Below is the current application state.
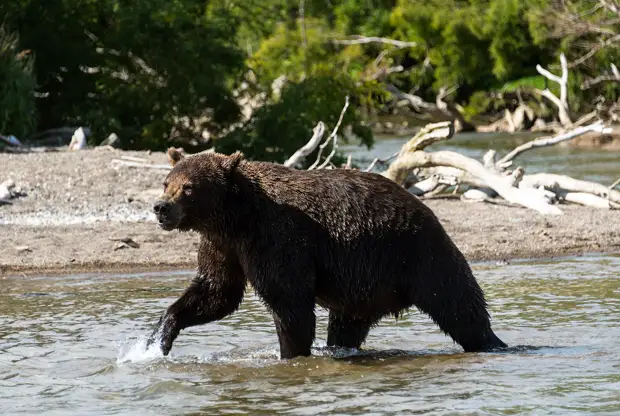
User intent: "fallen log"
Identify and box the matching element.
[519,173,620,204]
[385,150,563,215]
[382,121,455,184]
[408,174,457,196]
[560,192,619,209]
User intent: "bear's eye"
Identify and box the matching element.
[183,184,193,196]
[163,182,168,191]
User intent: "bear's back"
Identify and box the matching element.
[240,161,437,240]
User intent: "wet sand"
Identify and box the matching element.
[1,148,619,276]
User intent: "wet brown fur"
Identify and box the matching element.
[148,148,507,359]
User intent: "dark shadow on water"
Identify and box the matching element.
[21,292,51,297]
[310,344,564,364]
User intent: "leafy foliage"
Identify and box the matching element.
[0,0,245,149]
[2,0,620,157]
[0,26,37,139]
[217,72,375,166]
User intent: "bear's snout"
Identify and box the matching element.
[153,200,180,230]
[153,200,169,215]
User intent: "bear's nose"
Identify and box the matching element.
[153,200,169,215]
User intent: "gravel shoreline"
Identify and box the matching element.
[1,148,619,277]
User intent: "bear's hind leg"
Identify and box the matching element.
[413,285,507,353]
[270,299,316,359]
[326,312,374,349]
[409,254,507,353]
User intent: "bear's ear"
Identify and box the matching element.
[223,151,244,172]
[167,147,185,167]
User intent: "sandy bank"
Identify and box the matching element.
[1,148,619,277]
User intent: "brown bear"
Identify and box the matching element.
[147,148,507,359]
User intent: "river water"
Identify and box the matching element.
[1,254,619,415]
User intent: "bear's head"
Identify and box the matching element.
[153,148,244,232]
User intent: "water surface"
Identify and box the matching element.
[1,254,619,415]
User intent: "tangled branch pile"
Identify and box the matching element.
[287,115,619,215]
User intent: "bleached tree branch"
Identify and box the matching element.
[385,150,564,215]
[519,173,620,204]
[283,122,325,168]
[381,121,454,185]
[581,63,620,89]
[561,192,620,209]
[308,96,350,170]
[496,121,611,169]
[568,34,620,68]
[332,35,417,48]
[536,53,572,127]
[385,84,437,112]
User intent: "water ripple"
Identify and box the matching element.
[0,254,618,415]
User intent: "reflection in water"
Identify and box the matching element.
[1,254,619,415]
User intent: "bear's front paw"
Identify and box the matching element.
[147,313,179,355]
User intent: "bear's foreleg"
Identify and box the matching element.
[147,239,246,355]
[148,274,246,355]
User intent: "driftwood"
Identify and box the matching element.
[385,84,473,132]
[560,192,620,209]
[436,86,476,132]
[536,53,572,127]
[477,104,536,133]
[332,36,417,48]
[408,174,457,196]
[385,149,563,214]
[385,84,437,113]
[376,116,619,214]
[496,121,611,169]
[519,173,620,204]
[283,122,326,168]
[308,96,350,170]
[382,121,455,184]
[581,63,620,89]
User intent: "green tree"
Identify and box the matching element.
[216,73,375,166]
[0,26,37,139]
[0,0,245,149]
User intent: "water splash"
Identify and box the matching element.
[116,335,163,364]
